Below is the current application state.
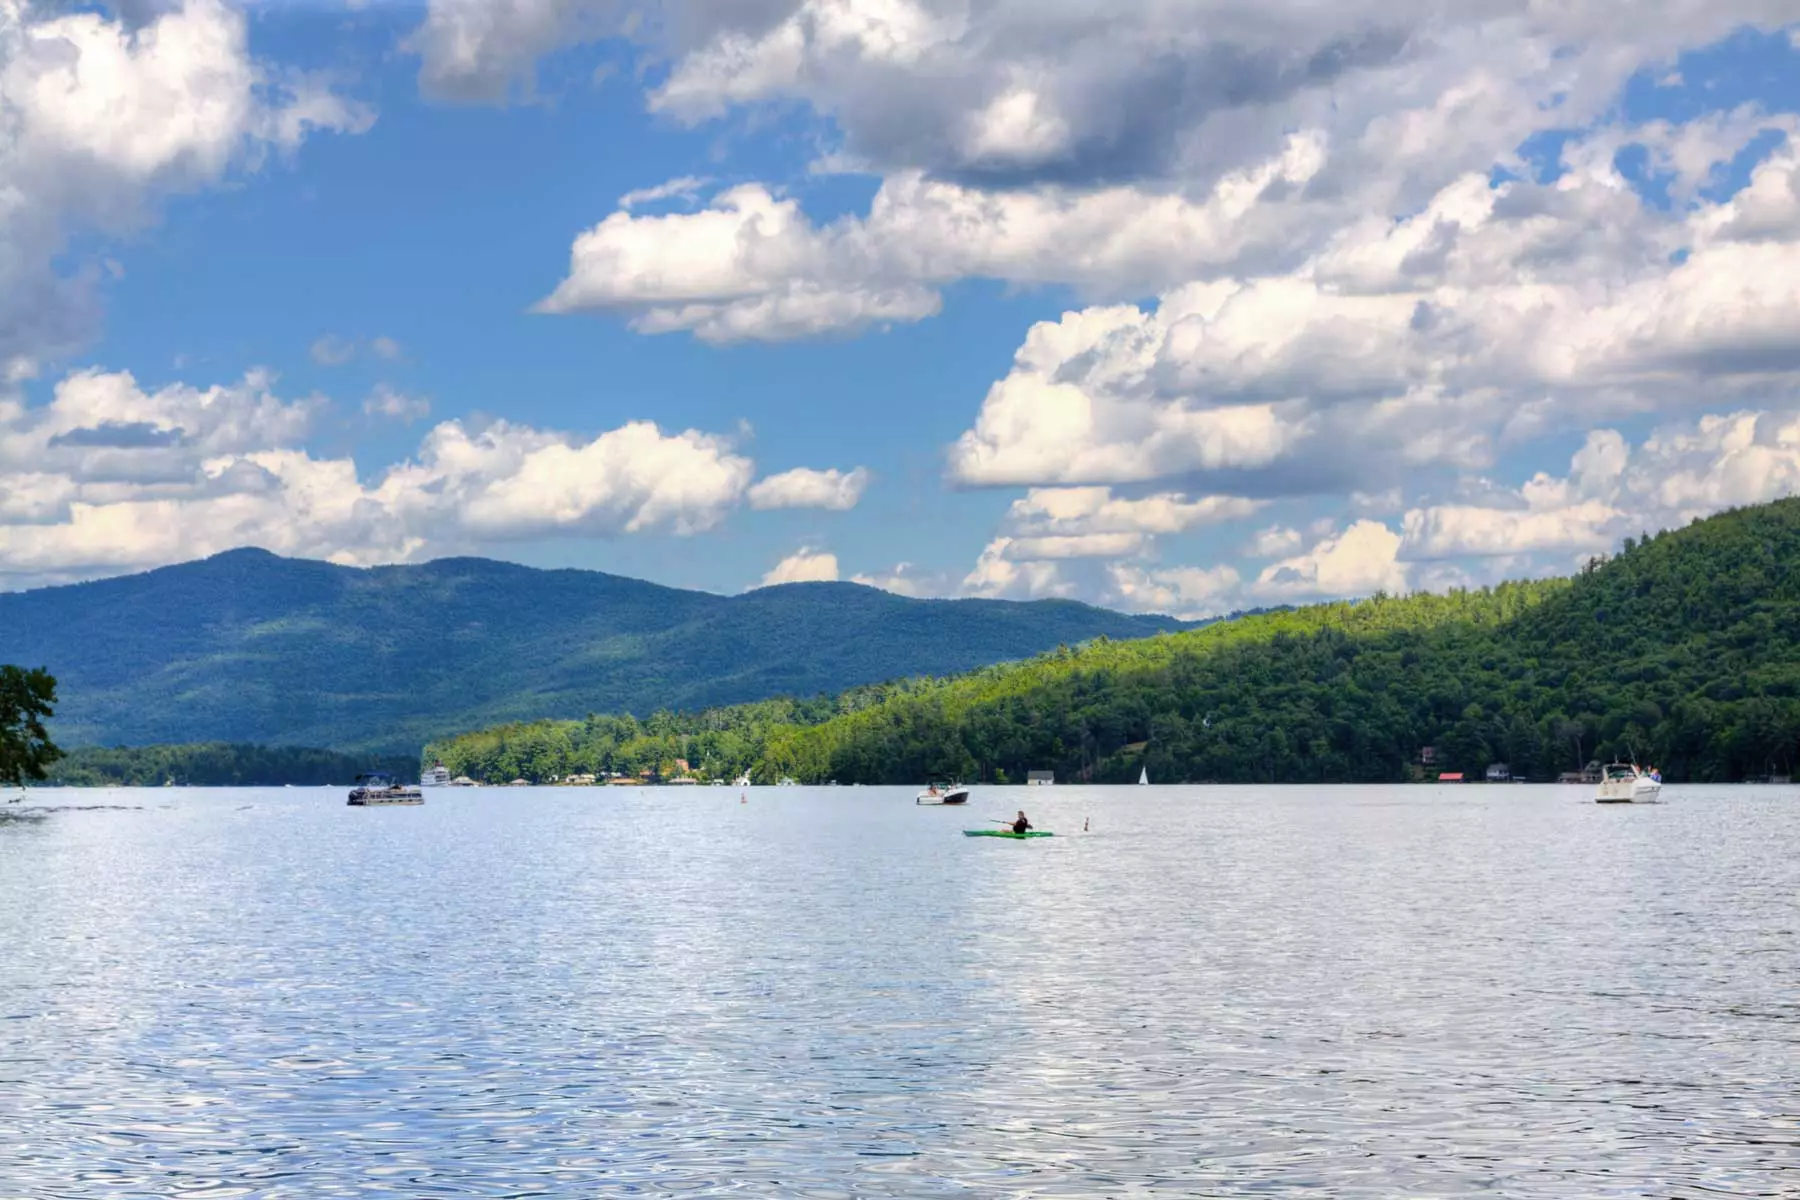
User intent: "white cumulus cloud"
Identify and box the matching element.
[533,137,1329,342]
[1244,526,1303,558]
[0,367,765,587]
[1004,487,1262,536]
[759,545,840,586]
[746,465,869,510]
[0,0,367,373]
[362,385,431,424]
[849,560,941,597]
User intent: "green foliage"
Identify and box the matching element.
[424,695,854,784]
[0,665,61,787]
[48,744,419,787]
[430,498,1800,786]
[0,549,1190,752]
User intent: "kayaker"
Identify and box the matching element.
[1012,810,1032,834]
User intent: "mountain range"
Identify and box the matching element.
[0,549,1188,752]
[426,498,1800,785]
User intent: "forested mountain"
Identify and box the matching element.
[0,549,1187,752]
[425,499,1800,785]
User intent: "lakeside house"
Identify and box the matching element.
[1485,763,1511,782]
[1437,771,1465,782]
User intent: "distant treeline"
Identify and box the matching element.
[422,696,851,786]
[426,498,1800,786]
[47,743,418,787]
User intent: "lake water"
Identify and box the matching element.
[2,784,1796,1197]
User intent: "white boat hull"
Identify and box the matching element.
[1596,775,1662,803]
[916,787,970,805]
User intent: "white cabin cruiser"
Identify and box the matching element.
[1596,763,1661,803]
[916,780,970,805]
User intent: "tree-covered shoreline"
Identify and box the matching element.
[425,499,1800,786]
[45,744,419,788]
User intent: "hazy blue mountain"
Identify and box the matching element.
[0,549,1188,751]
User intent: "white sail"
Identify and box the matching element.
[1139,766,1149,785]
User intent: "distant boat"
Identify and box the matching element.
[917,780,970,805]
[347,773,423,806]
[776,776,799,787]
[733,772,752,787]
[1596,763,1661,804]
[421,764,451,787]
[1139,766,1149,786]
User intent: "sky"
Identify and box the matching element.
[2,1,1800,615]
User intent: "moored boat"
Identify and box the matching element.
[1596,763,1662,803]
[347,773,424,806]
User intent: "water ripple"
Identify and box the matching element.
[2,784,1797,1196]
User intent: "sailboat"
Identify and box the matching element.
[1139,766,1149,786]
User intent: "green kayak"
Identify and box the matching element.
[964,830,1055,838]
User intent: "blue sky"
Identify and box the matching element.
[3,2,1800,613]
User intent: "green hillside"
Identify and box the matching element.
[46,744,419,788]
[426,499,1800,784]
[0,549,1188,752]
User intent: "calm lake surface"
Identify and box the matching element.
[2,784,1796,1197]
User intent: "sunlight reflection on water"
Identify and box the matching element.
[2,784,1796,1196]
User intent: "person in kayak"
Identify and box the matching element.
[1012,810,1032,834]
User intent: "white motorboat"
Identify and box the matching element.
[1596,763,1662,803]
[916,781,970,805]
[421,764,451,787]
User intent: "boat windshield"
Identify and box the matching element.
[1605,765,1635,780]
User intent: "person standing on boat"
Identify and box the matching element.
[1012,810,1032,834]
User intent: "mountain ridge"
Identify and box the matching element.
[0,547,1192,752]
[422,498,1800,785]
